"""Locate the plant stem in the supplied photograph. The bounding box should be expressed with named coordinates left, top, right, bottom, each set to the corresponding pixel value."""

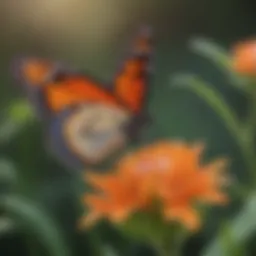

left=236, top=134, right=255, bottom=182
left=244, top=87, right=256, bottom=184
left=153, top=237, right=183, bottom=256
left=154, top=244, right=181, bottom=256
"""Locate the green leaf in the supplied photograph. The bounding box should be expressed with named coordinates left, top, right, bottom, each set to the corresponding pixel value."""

left=0, top=195, right=71, bottom=256
left=7, top=99, right=34, bottom=124
left=202, top=193, right=256, bottom=256
left=0, top=159, right=17, bottom=185
left=171, top=74, right=241, bottom=140
left=0, top=100, right=34, bottom=144
left=171, top=74, right=253, bottom=175
left=0, top=119, right=24, bottom=144
left=189, top=38, right=249, bottom=92
left=219, top=223, right=248, bottom=256
left=190, top=38, right=231, bottom=68
left=103, top=245, right=120, bottom=256
left=0, top=217, right=16, bottom=236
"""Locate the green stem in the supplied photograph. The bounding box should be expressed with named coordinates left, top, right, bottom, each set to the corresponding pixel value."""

left=154, top=244, right=181, bottom=256
left=152, top=235, right=184, bottom=256
left=243, top=87, right=256, bottom=184
left=236, top=135, right=256, bottom=185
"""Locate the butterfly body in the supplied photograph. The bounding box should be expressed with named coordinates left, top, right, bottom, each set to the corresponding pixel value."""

left=12, top=27, right=153, bottom=169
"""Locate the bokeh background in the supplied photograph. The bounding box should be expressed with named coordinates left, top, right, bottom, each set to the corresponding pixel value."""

left=0, top=0, right=255, bottom=255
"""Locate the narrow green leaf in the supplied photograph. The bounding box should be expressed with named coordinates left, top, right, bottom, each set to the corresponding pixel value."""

left=190, top=38, right=231, bottom=68
left=189, top=38, right=249, bottom=92
left=171, top=74, right=253, bottom=175
left=0, top=217, right=16, bottom=236
left=0, top=195, right=71, bottom=256
left=0, top=159, right=17, bottom=185
left=202, top=193, right=256, bottom=256
left=171, top=74, right=241, bottom=139
left=103, top=245, right=120, bottom=256
left=219, top=223, right=248, bottom=256
left=0, top=119, right=24, bottom=143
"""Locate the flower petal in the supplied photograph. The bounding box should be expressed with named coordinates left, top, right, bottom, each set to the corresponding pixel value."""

left=198, top=191, right=229, bottom=204
left=83, top=195, right=111, bottom=212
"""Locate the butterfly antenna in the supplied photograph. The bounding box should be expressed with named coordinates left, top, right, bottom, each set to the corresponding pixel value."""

left=133, top=26, right=152, bottom=53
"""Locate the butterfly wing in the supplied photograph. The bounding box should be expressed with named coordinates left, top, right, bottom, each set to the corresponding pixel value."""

left=113, top=26, right=153, bottom=114
left=113, top=26, right=153, bottom=140
left=47, top=103, right=131, bottom=169
left=44, top=75, right=124, bottom=114
left=12, top=57, right=73, bottom=121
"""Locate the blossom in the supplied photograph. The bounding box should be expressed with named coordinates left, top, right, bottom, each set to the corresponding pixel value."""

left=80, top=141, right=229, bottom=231
left=232, top=40, right=256, bottom=75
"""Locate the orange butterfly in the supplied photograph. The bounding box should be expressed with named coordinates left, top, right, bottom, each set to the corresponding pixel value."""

left=12, top=27, right=153, bottom=169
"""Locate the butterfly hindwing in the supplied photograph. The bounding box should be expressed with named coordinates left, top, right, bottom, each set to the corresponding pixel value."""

left=47, top=103, right=132, bottom=168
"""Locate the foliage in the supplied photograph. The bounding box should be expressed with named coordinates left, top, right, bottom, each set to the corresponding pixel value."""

left=171, top=38, right=256, bottom=256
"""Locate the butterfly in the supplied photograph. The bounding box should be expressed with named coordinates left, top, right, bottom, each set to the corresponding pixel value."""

left=12, top=26, right=153, bottom=170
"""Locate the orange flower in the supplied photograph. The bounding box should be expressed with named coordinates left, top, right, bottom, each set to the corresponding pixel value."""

left=232, top=40, right=256, bottom=75
left=80, top=141, right=229, bottom=231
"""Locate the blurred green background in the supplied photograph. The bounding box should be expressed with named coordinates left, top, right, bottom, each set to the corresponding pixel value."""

left=0, top=0, right=256, bottom=255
